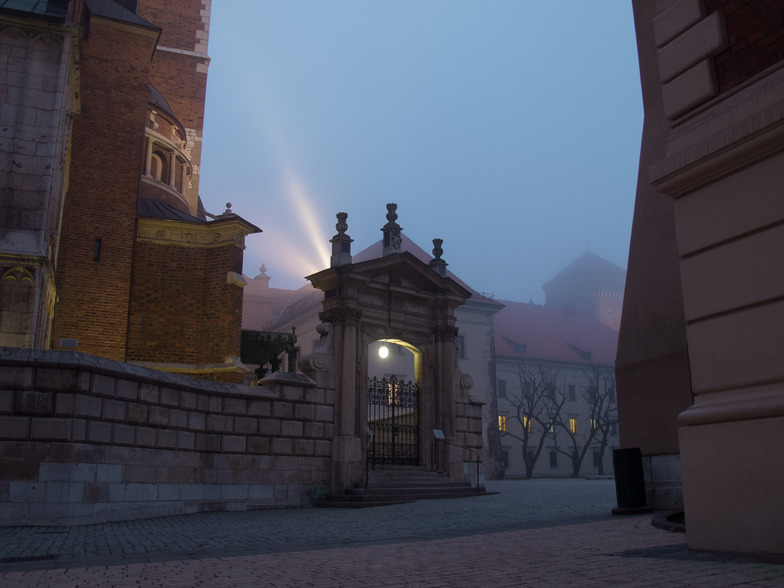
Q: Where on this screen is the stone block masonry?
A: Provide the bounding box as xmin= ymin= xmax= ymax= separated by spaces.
xmin=0 ymin=347 xmax=333 ymax=526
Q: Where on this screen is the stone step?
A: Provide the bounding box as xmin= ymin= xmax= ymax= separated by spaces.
xmin=318 ymin=465 xmax=489 ymax=508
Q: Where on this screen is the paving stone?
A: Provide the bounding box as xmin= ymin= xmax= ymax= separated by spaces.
xmin=1 ymin=479 xmax=783 ymax=586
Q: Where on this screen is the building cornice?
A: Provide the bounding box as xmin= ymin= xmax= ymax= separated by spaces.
xmin=136 ymin=216 xmax=257 ymax=249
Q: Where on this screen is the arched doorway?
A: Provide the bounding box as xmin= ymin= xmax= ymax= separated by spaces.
xmin=367 ymin=339 xmax=421 ymax=466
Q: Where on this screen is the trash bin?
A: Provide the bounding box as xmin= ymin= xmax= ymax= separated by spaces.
xmin=612 ymin=447 xmax=651 ymax=514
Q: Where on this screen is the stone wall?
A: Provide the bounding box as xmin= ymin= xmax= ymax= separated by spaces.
xmin=0 ymin=347 xmax=333 ymax=526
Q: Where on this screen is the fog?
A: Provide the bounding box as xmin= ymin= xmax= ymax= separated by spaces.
xmin=200 ymin=2 xmax=642 ymax=303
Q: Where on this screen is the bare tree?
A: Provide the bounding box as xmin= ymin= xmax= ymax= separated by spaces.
xmin=500 ymin=363 xmax=565 ymax=478
xmin=581 ymin=365 xmax=617 ymax=475
xmin=550 ymin=364 xmax=616 ymax=477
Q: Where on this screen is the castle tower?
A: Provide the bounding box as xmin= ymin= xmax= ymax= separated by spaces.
xmin=542 ymin=252 xmax=626 ymax=332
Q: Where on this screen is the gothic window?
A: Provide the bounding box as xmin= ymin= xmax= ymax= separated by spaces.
xmin=0 ymin=267 xmax=34 ymax=347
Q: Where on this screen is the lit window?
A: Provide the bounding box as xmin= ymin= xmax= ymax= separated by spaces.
xmin=569 ymin=418 xmax=578 ymax=434
xmin=523 ymin=416 xmax=534 ymax=433
xmin=590 ymin=418 xmax=599 ymax=431
xmin=498 ymin=415 xmax=508 ymax=432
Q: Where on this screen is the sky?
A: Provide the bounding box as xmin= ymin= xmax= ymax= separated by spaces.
xmin=199 ymin=2 xmax=643 ymax=304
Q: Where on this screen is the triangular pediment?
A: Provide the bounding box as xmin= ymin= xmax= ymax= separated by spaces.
xmin=308 ymin=251 xmax=471 ymax=302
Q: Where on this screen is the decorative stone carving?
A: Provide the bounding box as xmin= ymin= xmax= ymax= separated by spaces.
xmin=300 ymin=322 xmax=333 ymax=374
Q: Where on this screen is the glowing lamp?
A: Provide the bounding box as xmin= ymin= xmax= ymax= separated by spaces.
xmin=378 ymin=345 xmax=389 ymax=359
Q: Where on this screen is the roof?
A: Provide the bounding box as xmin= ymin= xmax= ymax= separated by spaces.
xmin=137 ymin=198 xmax=201 ymax=223
xmin=84 ymin=0 xmax=158 ymax=31
xmin=0 ymin=0 xmax=68 ymax=20
xmin=494 ymin=298 xmax=618 ymax=366
xmin=147 ymin=84 xmax=186 ymax=134
xmin=353 ymin=233 xmax=500 ymax=307
xmin=542 ymin=251 xmax=626 ymax=295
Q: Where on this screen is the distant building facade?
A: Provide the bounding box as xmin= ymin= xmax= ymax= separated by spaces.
xmin=0 ymin=1 xmax=258 ymax=382
xmin=244 ymin=216 xmax=623 ymax=480
xmin=495 ymin=255 xmax=623 ymax=478
xmin=624 ymin=0 xmax=784 ymax=553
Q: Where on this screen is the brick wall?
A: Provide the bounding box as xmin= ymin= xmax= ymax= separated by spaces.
xmin=0 ymin=347 xmax=333 ymax=526
xmin=125 ymin=220 xmax=249 ymax=381
xmin=705 ymin=0 xmax=784 ymax=93
xmin=140 ymin=0 xmax=210 ymax=213
xmin=52 ymin=16 xmax=158 ymax=360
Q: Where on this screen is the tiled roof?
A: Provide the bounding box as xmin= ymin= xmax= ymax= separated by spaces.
xmin=494 ymin=298 xmax=618 ymax=366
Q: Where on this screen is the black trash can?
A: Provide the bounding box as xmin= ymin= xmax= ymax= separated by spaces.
xmin=612 ymin=447 xmax=651 ymax=514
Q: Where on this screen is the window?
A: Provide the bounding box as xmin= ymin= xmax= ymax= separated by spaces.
xmin=498 ymin=415 xmax=508 ymax=432
xmin=501 ymin=450 xmax=509 ymax=468
xmin=455 ymin=335 xmax=465 ymax=359
xmin=525 ymin=450 xmax=533 ymax=464
xmin=151 ymin=151 xmax=168 ymax=182
xmin=609 ymin=386 xmax=616 ymax=404
xmin=549 ymin=451 xmax=558 ymax=468
xmin=590 ymin=418 xmax=599 ymax=431
xmin=610 ymin=422 xmax=618 ymax=436
xmin=593 ymin=450 xmax=602 ymax=468
xmin=497 ymin=379 xmax=506 ymax=398
xmin=523 ymin=416 xmax=534 ymax=433
xmin=568 ymin=418 xmax=578 ymax=434
xmin=568 ymin=384 xmax=576 ymax=401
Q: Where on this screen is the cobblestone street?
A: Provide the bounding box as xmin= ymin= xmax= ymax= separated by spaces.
xmin=2 ymin=479 xmax=783 ymax=587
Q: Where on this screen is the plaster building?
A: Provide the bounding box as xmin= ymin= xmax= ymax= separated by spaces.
xmin=0 ymin=0 xmax=258 ymax=381
xmin=495 ymin=255 xmax=623 ymax=479
xmin=622 ymin=0 xmax=784 ymax=553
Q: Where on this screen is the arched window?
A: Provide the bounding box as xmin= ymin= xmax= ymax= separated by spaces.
xmin=151 ymin=150 xmax=168 ymax=183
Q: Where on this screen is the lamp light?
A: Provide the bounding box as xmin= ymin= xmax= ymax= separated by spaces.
xmin=378 ymin=345 xmax=389 ymax=359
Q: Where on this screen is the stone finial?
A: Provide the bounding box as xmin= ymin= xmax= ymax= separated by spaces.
xmin=381 ymin=203 xmax=403 ymax=256
xmin=428 ymin=238 xmax=448 ymax=277
xmin=217 ymin=202 xmax=236 ymax=218
xmin=330 ymin=212 xmax=353 ymax=267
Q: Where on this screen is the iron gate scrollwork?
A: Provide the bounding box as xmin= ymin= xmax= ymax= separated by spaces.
xmin=367 ymin=376 xmax=420 ymax=466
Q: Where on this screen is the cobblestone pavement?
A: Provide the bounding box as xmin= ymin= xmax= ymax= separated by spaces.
xmin=2 ymin=479 xmax=784 ymax=587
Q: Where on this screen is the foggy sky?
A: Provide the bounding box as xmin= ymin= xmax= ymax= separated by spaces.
xmin=199 ymin=1 xmax=643 ymax=303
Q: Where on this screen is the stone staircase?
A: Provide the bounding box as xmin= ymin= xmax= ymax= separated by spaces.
xmin=317 ymin=466 xmax=490 ymax=508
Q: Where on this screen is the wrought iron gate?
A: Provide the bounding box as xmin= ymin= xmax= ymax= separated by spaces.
xmin=367 ymin=376 xmax=420 ymax=466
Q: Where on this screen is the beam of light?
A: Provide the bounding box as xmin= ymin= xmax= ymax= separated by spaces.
xmin=245 ymin=225 xmax=325 ymax=284
xmin=285 ymin=171 xmax=331 ymax=271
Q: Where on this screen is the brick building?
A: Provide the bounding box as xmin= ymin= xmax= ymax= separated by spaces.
xmin=0 ymin=0 xmax=258 ymax=381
